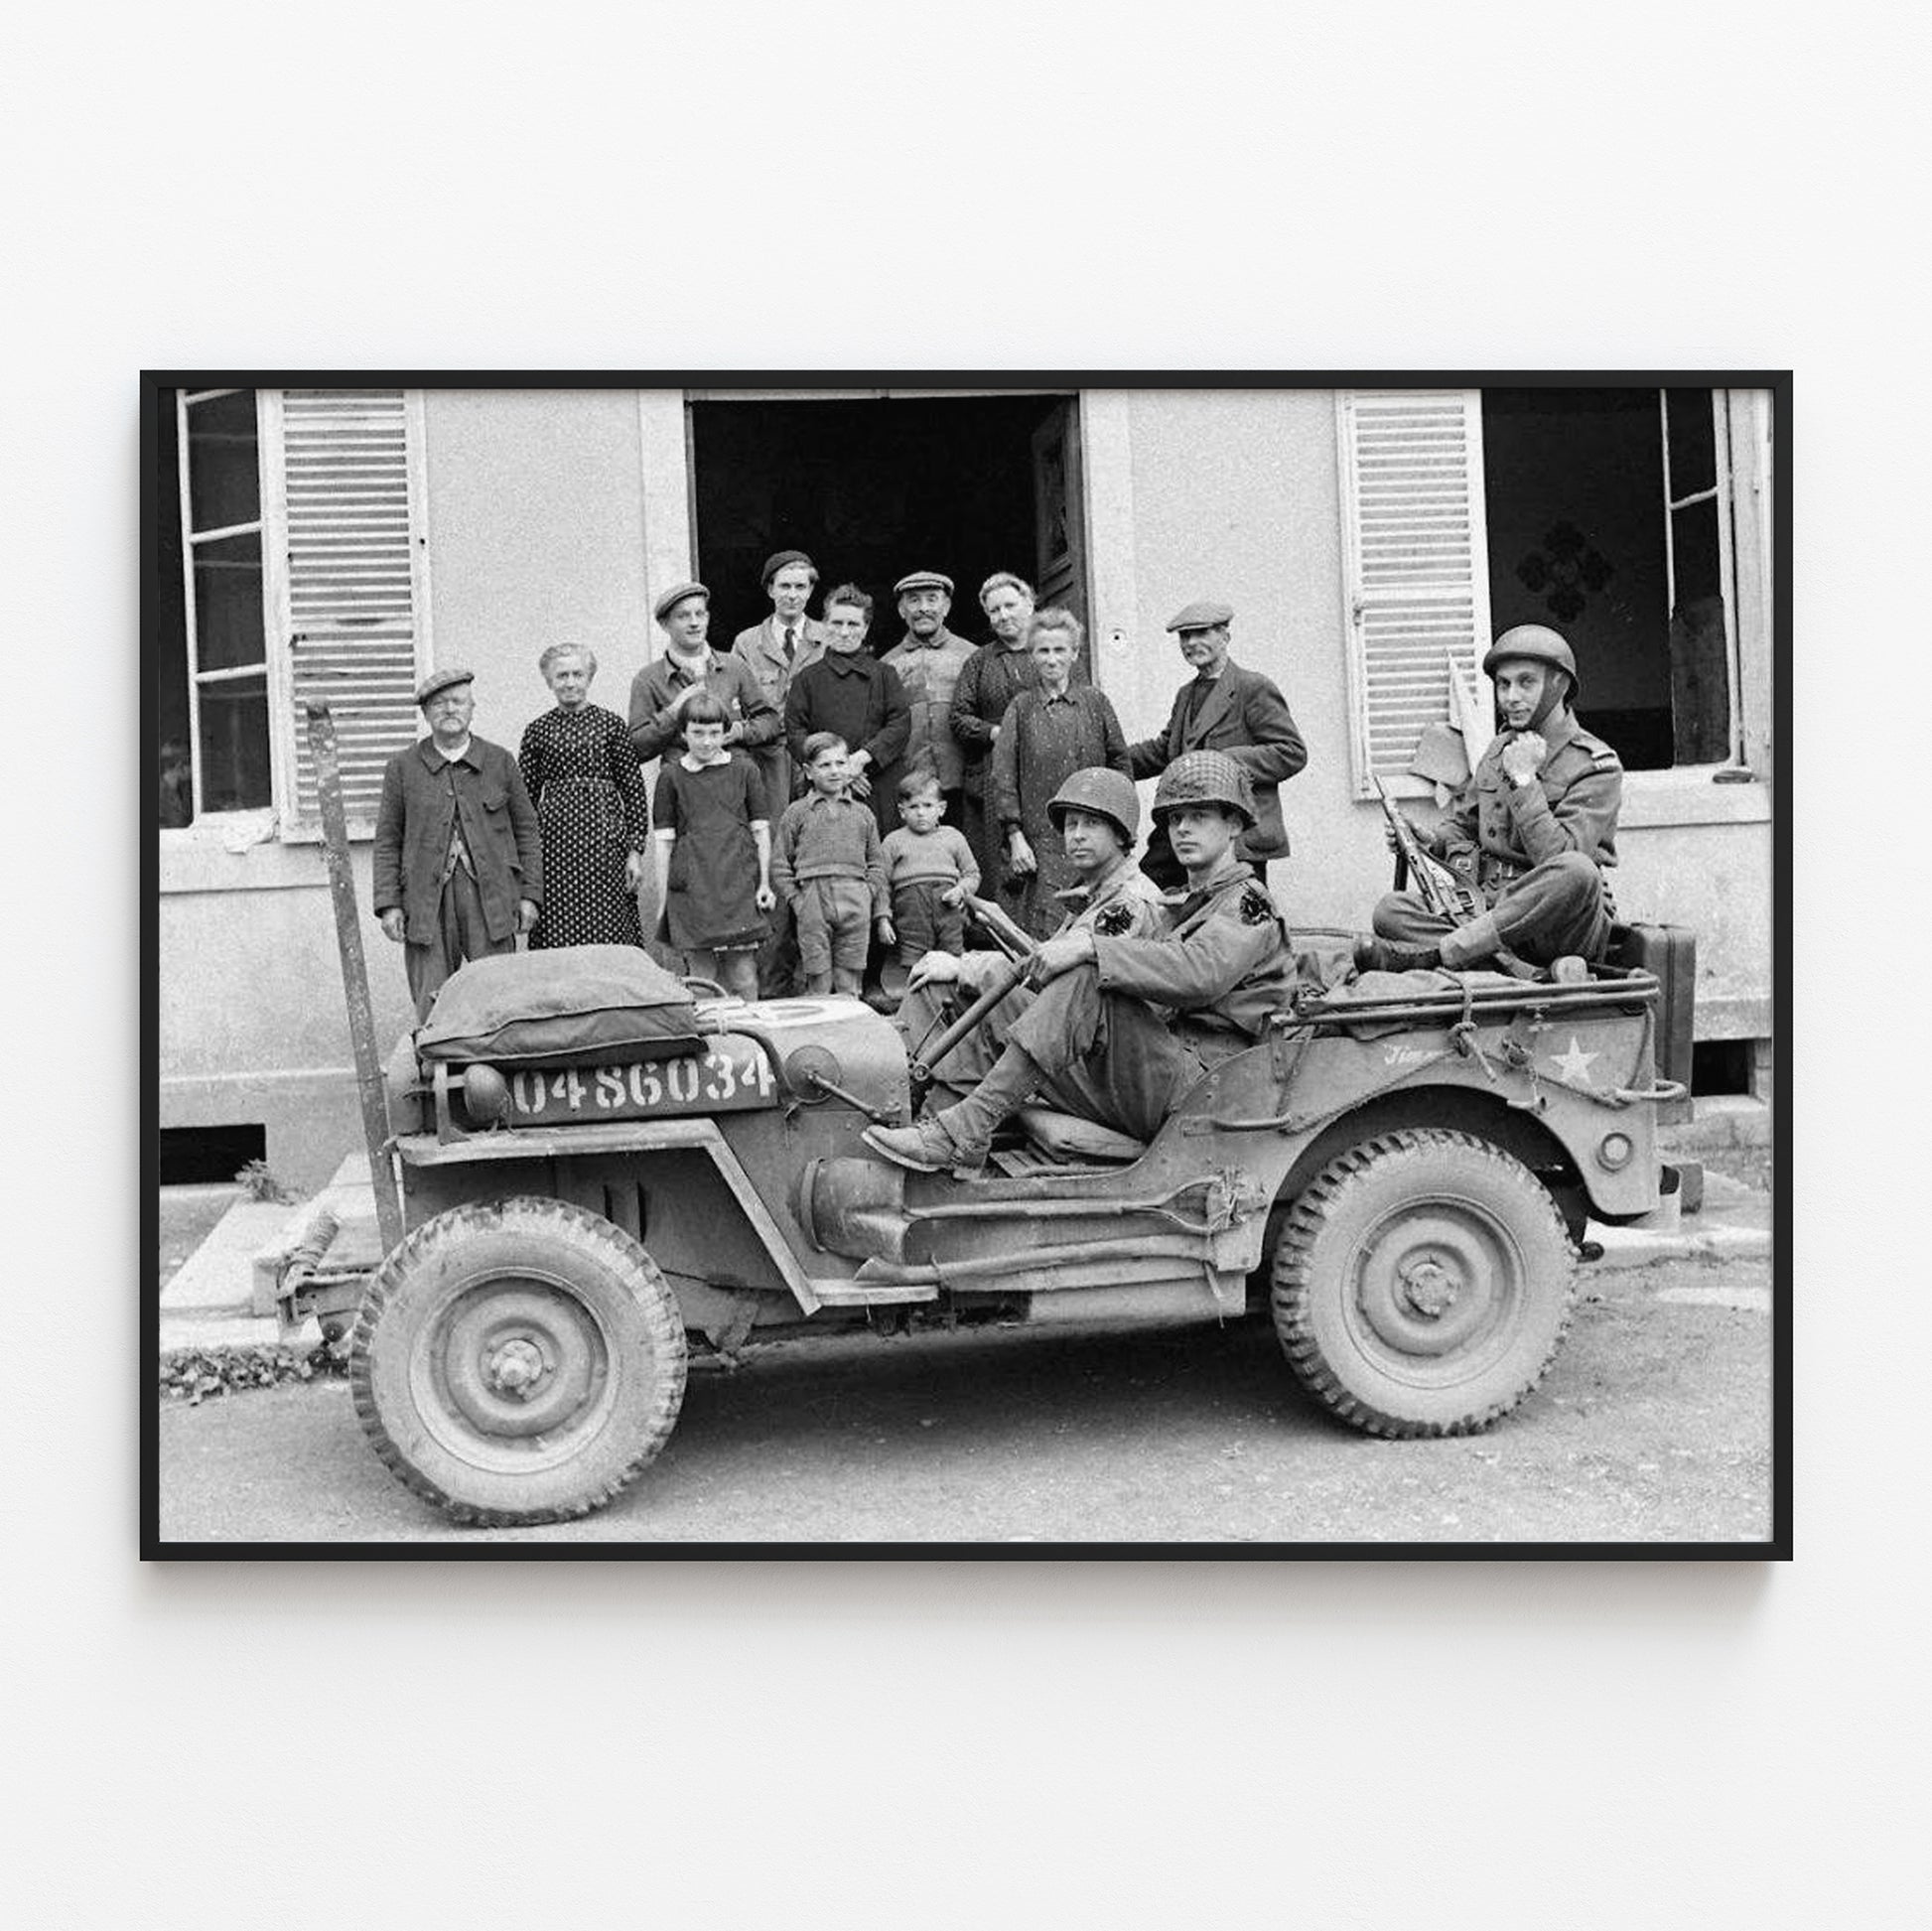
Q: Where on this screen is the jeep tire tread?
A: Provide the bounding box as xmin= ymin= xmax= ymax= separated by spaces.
xmin=350 ymin=1196 xmax=688 ymax=1526
xmin=1271 ymin=1129 xmax=1575 ymax=1438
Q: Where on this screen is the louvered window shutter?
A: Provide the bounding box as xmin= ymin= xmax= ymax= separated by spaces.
xmin=270 ymin=389 xmax=429 ymax=835
xmin=1335 ymin=390 xmax=1492 ymax=796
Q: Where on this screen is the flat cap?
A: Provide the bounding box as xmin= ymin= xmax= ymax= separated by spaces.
xmin=1166 ymin=599 xmax=1234 ymax=632
xmin=652 ymin=581 xmax=710 ymax=622
xmin=760 ymin=549 xmax=817 ymax=587
xmin=894 ymin=570 xmax=954 ymax=598
xmin=415 ymin=666 xmax=476 ymax=706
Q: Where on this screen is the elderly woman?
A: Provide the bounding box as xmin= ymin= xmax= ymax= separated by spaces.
xmin=517 ymin=643 xmax=651 ymax=949
xmin=990 ymin=609 xmax=1131 ymax=939
xmin=949 ymin=570 xmax=1039 ymax=895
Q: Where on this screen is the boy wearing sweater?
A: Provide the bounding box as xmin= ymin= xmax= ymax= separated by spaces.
xmin=881 ymin=769 xmax=980 ymax=966
xmin=771 ymin=733 xmax=893 ymax=996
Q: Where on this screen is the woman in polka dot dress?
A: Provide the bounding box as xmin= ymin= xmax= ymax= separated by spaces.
xmin=517 ymin=643 xmax=650 ymax=949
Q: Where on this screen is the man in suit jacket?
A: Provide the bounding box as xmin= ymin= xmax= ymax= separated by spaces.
xmin=730 ymin=550 xmax=829 ymax=996
xmin=373 ymin=668 xmax=543 ymax=1020
xmin=730 ymin=548 xmax=829 ymax=809
xmin=1126 ymin=599 xmax=1308 ymax=892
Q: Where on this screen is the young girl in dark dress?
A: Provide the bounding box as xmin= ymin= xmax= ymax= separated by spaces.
xmin=517 ymin=643 xmax=650 ymax=949
xmin=651 ymin=691 xmax=774 ymax=1001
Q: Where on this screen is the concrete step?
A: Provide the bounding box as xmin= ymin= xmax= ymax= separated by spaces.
xmin=159 ymin=1154 xmax=383 ymax=1355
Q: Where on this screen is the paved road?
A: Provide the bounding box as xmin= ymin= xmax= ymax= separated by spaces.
xmin=156 ymin=1250 xmax=1774 ymax=1548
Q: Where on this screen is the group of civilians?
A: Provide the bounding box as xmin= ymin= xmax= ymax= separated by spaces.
xmin=371 ymin=547 xmax=1308 ymax=1016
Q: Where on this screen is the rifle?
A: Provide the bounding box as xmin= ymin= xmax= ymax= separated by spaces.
xmin=1373 ymin=776 xmax=1483 ymax=923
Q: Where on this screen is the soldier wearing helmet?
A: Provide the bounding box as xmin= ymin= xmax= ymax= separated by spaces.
xmin=866 ymin=750 xmax=1295 ymax=1175
xmin=1357 ymin=623 xmax=1625 ymax=974
xmin=885 ymin=765 xmax=1163 ymax=1074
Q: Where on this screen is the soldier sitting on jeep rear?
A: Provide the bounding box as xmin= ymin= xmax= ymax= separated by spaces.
xmin=864 ymin=752 xmax=1295 ymax=1174
xmin=1358 ymin=623 xmax=1624 ymax=975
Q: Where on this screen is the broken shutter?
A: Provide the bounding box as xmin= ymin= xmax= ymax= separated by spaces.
xmin=270 ymin=389 xmax=429 ymax=835
xmin=1335 ymin=389 xmax=1491 ymax=796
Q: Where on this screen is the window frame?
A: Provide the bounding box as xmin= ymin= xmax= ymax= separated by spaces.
xmin=1337 ymin=384 xmax=1771 ymax=821
xmin=172 ymin=388 xmax=273 ymax=834
xmin=160 ymin=387 xmax=433 ymax=850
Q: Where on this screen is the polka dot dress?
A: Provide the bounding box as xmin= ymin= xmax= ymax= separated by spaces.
xmin=517 ymin=703 xmax=650 ymax=949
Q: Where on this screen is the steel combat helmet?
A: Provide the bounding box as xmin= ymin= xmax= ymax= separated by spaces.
xmin=1045 ymin=766 xmax=1141 ymax=847
xmin=1482 ymin=623 xmax=1580 ymax=702
xmin=1151 ymin=751 xmax=1257 ymax=829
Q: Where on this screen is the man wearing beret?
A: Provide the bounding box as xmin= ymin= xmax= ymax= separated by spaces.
xmin=372 ymin=669 xmax=543 ymax=1021
xmin=731 ymin=549 xmax=829 ymax=810
xmin=881 ymin=569 xmax=975 ymax=834
xmin=1126 ymin=600 xmax=1308 ymax=894
xmin=628 ymin=582 xmax=781 ymax=766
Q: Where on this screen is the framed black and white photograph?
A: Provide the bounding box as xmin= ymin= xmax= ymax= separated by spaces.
xmin=144 ymin=374 xmax=1787 ymax=1555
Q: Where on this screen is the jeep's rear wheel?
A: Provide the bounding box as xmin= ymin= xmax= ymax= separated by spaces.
xmin=350 ymin=1197 xmax=687 ymax=1526
xmin=1271 ymin=1129 xmax=1574 ymax=1437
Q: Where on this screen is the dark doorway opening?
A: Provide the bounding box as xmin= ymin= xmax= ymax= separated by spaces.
xmin=159 ymin=1123 xmax=266 ymax=1185
xmin=688 ymin=395 xmax=1078 ymax=649
xmin=1481 ymin=387 xmax=1733 ymax=771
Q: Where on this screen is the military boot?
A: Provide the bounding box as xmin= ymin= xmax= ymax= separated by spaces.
xmin=862 ymin=1113 xmax=990 ymax=1177
xmin=1353 ymin=936 xmax=1443 ymax=974
xmin=862 ymin=1042 xmax=1042 ymax=1176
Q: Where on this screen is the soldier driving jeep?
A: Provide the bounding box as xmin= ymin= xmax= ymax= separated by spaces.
xmin=863 ymin=751 xmax=1295 ymax=1174
xmin=888 ymin=764 xmax=1163 ymax=1106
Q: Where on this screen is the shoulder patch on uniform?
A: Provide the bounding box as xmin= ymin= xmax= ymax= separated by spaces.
xmin=1239 ymin=885 xmax=1275 ymax=925
xmin=1094 ymin=903 xmax=1135 ymax=937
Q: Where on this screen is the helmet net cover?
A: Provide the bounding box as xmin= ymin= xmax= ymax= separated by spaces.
xmin=1151 ymin=750 xmax=1257 ymax=829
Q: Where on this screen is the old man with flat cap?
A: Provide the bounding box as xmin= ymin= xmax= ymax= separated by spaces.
xmin=373 ymin=668 xmax=544 ymax=1020
xmin=1126 ymin=598 xmax=1308 ymax=893
xmin=881 ymin=569 xmax=975 ymax=834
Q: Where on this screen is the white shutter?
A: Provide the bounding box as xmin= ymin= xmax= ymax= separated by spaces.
xmin=269 ymin=389 xmax=430 ymax=834
xmin=1336 ymin=389 xmax=1492 ymax=796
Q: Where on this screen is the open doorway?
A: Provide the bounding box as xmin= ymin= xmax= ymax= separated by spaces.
xmin=687 ymin=393 xmax=1086 ymax=649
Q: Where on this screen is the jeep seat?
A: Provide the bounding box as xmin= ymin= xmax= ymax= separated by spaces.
xmin=1013 ymin=1106 xmax=1147 ymax=1165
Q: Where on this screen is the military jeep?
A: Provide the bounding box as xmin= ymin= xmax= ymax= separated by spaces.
xmin=279 ymin=930 xmax=1691 ymax=1528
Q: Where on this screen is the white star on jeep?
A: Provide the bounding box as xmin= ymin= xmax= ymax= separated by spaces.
xmin=1550 ymin=1035 xmax=1599 ymax=1084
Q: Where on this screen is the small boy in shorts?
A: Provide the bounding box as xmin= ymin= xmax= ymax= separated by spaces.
xmin=881 ymin=768 xmax=980 ymax=966
xmin=771 ymin=733 xmax=894 ymax=996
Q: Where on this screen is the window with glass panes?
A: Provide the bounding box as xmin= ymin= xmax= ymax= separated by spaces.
xmin=157 ymin=390 xmax=270 ymax=824
xmin=155 ymin=386 xmax=429 ymax=834
xmin=1337 ymin=386 xmax=1757 ymax=791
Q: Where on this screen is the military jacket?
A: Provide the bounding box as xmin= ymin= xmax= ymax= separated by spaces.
xmin=953 ymin=856 xmax=1162 ymax=996
xmin=1437 ymin=710 xmax=1622 ymax=896
xmin=1090 ymin=857 xmax=1294 ymax=1037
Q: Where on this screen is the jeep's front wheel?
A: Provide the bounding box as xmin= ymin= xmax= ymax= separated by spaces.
xmin=349 ymin=1197 xmax=687 ymax=1526
xmin=1271 ymin=1129 xmax=1575 ymax=1437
